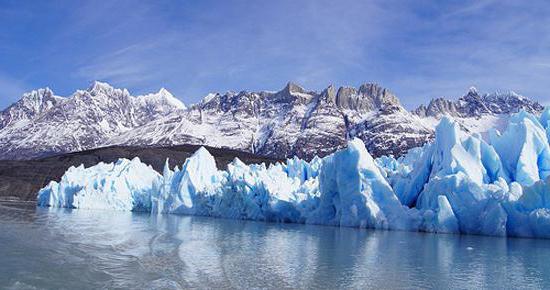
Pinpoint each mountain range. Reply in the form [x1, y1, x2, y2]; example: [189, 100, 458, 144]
[0, 81, 543, 160]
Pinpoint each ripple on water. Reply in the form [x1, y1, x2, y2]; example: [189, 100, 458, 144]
[1, 202, 550, 289]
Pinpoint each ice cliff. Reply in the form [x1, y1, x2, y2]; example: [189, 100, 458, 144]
[38, 110, 550, 238]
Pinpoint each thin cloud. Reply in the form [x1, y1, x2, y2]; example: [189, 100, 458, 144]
[441, 0, 499, 18]
[0, 0, 549, 109]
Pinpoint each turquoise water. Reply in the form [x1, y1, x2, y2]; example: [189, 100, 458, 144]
[1, 201, 550, 289]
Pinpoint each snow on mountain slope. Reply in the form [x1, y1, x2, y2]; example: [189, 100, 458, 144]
[348, 105, 433, 158]
[106, 82, 431, 160]
[0, 81, 185, 159]
[107, 89, 265, 152]
[0, 81, 544, 161]
[256, 84, 347, 160]
[414, 87, 543, 137]
[0, 88, 64, 129]
[137, 87, 186, 111]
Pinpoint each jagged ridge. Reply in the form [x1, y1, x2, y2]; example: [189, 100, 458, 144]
[413, 87, 542, 118]
[0, 81, 544, 161]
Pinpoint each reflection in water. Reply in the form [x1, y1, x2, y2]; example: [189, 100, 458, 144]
[1, 202, 550, 289]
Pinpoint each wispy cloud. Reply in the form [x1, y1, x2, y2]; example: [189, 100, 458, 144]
[76, 41, 170, 88]
[440, 0, 499, 18]
[1, 0, 550, 109]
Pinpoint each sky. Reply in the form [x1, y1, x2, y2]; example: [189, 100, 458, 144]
[1, 0, 550, 109]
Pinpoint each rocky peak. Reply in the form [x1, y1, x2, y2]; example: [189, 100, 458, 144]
[361, 83, 402, 109]
[336, 83, 402, 112]
[196, 90, 260, 116]
[413, 97, 459, 118]
[198, 91, 229, 111]
[157, 87, 172, 98]
[319, 85, 337, 104]
[0, 87, 64, 129]
[2, 81, 544, 162]
[413, 104, 428, 117]
[272, 82, 314, 104]
[87, 81, 130, 99]
[285, 82, 307, 95]
[88, 81, 114, 95]
[335, 86, 362, 111]
[139, 88, 186, 110]
[481, 91, 543, 115]
[21, 87, 53, 100]
[336, 86, 358, 100]
[413, 87, 543, 118]
[201, 92, 220, 104]
[20, 87, 60, 110]
[459, 86, 485, 105]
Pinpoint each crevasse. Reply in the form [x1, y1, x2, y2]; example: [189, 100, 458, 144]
[38, 109, 550, 238]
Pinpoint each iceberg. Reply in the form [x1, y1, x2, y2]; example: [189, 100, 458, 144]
[389, 116, 506, 208]
[491, 111, 550, 186]
[306, 138, 419, 230]
[37, 138, 415, 230]
[37, 157, 161, 211]
[37, 110, 550, 238]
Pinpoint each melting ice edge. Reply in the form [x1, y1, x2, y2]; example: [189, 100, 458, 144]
[38, 109, 550, 238]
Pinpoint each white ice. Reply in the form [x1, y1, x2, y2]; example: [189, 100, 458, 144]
[38, 110, 550, 238]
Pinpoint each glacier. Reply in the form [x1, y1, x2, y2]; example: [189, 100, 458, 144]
[37, 110, 550, 238]
[38, 158, 161, 211]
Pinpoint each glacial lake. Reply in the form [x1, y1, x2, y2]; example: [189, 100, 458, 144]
[1, 201, 550, 289]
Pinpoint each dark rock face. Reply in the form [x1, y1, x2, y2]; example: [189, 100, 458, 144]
[349, 106, 433, 157]
[0, 81, 544, 162]
[0, 145, 279, 201]
[413, 98, 459, 118]
[335, 83, 401, 113]
[288, 86, 348, 160]
[413, 87, 544, 118]
[113, 82, 427, 160]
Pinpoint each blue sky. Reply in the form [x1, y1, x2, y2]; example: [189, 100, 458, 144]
[1, 0, 550, 109]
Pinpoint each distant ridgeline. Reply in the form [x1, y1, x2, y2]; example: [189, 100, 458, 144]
[0, 81, 543, 161]
[39, 109, 550, 238]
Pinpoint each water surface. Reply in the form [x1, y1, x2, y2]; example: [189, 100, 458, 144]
[1, 201, 550, 289]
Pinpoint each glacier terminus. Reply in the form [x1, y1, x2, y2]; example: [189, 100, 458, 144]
[38, 109, 550, 239]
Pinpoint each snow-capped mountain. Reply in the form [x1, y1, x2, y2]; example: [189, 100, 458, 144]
[0, 81, 544, 160]
[106, 82, 432, 160]
[413, 87, 543, 118]
[0, 81, 186, 159]
[0, 88, 64, 129]
[413, 86, 543, 136]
